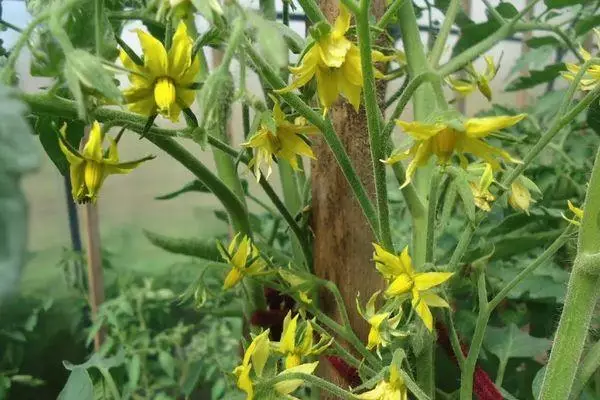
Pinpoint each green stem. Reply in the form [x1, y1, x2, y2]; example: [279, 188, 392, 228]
[446, 308, 465, 369]
[296, 0, 326, 23]
[416, 340, 436, 399]
[459, 270, 489, 400]
[0, 19, 23, 32]
[94, 0, 103, 57]
[376, 0, 405, 29]
[278, 162, 308, 266]
[428, 0, 460, 67]
[356, 0, 392, 249]
[245, 43, 380, 240]
[403, 370, 433, 400]
[425, 169, 442, 263]
[98, 367, 122, 400]
[540, 271, 600, 400]
[540, 146, 600, 400]
[265, 372, 359, 399]
[571, 339, 600, 399]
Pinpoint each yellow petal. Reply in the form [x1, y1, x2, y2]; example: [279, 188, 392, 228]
[413, 272, 453, 291]
[464, 114, 526, 138]
[168, 22, 192, 80]
[401, 141, 432, 188]
[332, 5, 351, 38]
[396, 120, 447, 141]
[82, 121, 104, 162]
[385, 274, 413, 297]
[412, 294, 433, 332]
[337, 69, 362, 111]
[357, 381, 388, 399]
[83, 161, 106, 201]
[57, 124, 84, 166]
[280, 313, 299, 354]
[508, 180, 532, 213]
[274, 362, 319, 395]
[234, 364, 253, 400]
[568, 200, 584, 219]
[223, 267, 243, 289]
[136, 29, 168, 77]
[421, 292, 450, 308]
[315, 66, 339, 109]
[318, 36, 351, 68]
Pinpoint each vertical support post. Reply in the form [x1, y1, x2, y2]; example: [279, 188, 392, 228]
[312, 0, 386, 393]
[83, 202, 105, 351]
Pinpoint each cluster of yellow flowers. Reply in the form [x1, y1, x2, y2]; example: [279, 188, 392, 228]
[233, 312, 332, 400]
[562, 29, 600, 91]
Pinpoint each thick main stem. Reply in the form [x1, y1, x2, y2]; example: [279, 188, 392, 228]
[540, 147, 600, 400]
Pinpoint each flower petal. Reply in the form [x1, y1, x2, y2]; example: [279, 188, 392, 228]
[82, 122, 104, 162]
[168, 22, 192, 80]
[413, 272, 453, 291]
[396, 120, 447, 140]
[385, 274, 413, 297]
[274, 362, 319, 395]
[421, 292, 450, 308]
[464, 114, 526, 138]
[136, 29, 168, 77]
[412, 294, 433, 332]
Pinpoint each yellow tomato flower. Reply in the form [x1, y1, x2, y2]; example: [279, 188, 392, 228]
[233, 330, 271, 400]
[218, 234, 266, 289]
[357, 364, 408, 400]
[373, 244, 452, 332]
[120, 22, 200, 121]
[275, 312, 332, 369]
[468, 163, 495, 212]
[384, 114, 525, 187]
[562, 29, 600, 91]
[356, 291, 401, 350]
[58, 121, 154, 204]
[242, 97, 318, 181]
[275, 5, 389, 113]
[447, 55, 497, 101]
[563, 200, 584, 226]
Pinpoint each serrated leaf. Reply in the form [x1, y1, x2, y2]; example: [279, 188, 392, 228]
[575, 14, 600, 36]
[63, 351, 125, 371]
[508, 46, 555, 78]
[66, 50, 122, 102]
[526, 36, 561, 48]
[58, 368, 94, 400]
[250, 12, 288, 68]
[505, 64, 565, 92]
[144, 231, 222, 261]
[484, 324, 551, 362]
[448, 169, 476, 222]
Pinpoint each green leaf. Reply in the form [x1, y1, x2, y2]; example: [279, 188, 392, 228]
[526, 36, 561, 49]
[155, 180, 210, 200]
[65, 50, 122, 103]
[531, 365, 546, 399]
[587, 99, 600, 136]
[505, 64, 565, 92]
[448, 168, 476, 222]
[127, 354, 141, 391]
[544, 0, 588, 9]
[58, 369, 94, 400]
[276, 24, 305, 54]
[182, 360, 204, 396]
[144, 231, 222, 261]
[249, 12, 288, 68]
[452, 3, 518, 55]
[575, 14, 600, 36]
[484, 324, 551, 362]
[508, 46, 555, 78]
[158, 351, 176, 378]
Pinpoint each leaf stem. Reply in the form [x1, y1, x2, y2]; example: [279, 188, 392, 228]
[428, 0, 460, 67]
[264, 372, 359, 399]
[355, 0, 393, 249]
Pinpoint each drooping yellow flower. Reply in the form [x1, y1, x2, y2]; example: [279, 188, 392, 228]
[384, 114, 526, 187]
[562, 200, 584, 226]
[508, 175, 540, 214]
[447, 55, 497, 101]
[562, 29, 600, 91]
[357, 364, 408, 400]
[120, 22, 200, 121]
[356, 291, 402, 350]
[373, 244, 452, 332]
[468, 163, 495, 212]
[242, 97, 318, 181]
[275, 5, 390, 112]
[218, 234, 266, 289]
[275, 312, 332, 369]
[58, 121, 154, 204]
[233, 330, 271, 400]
